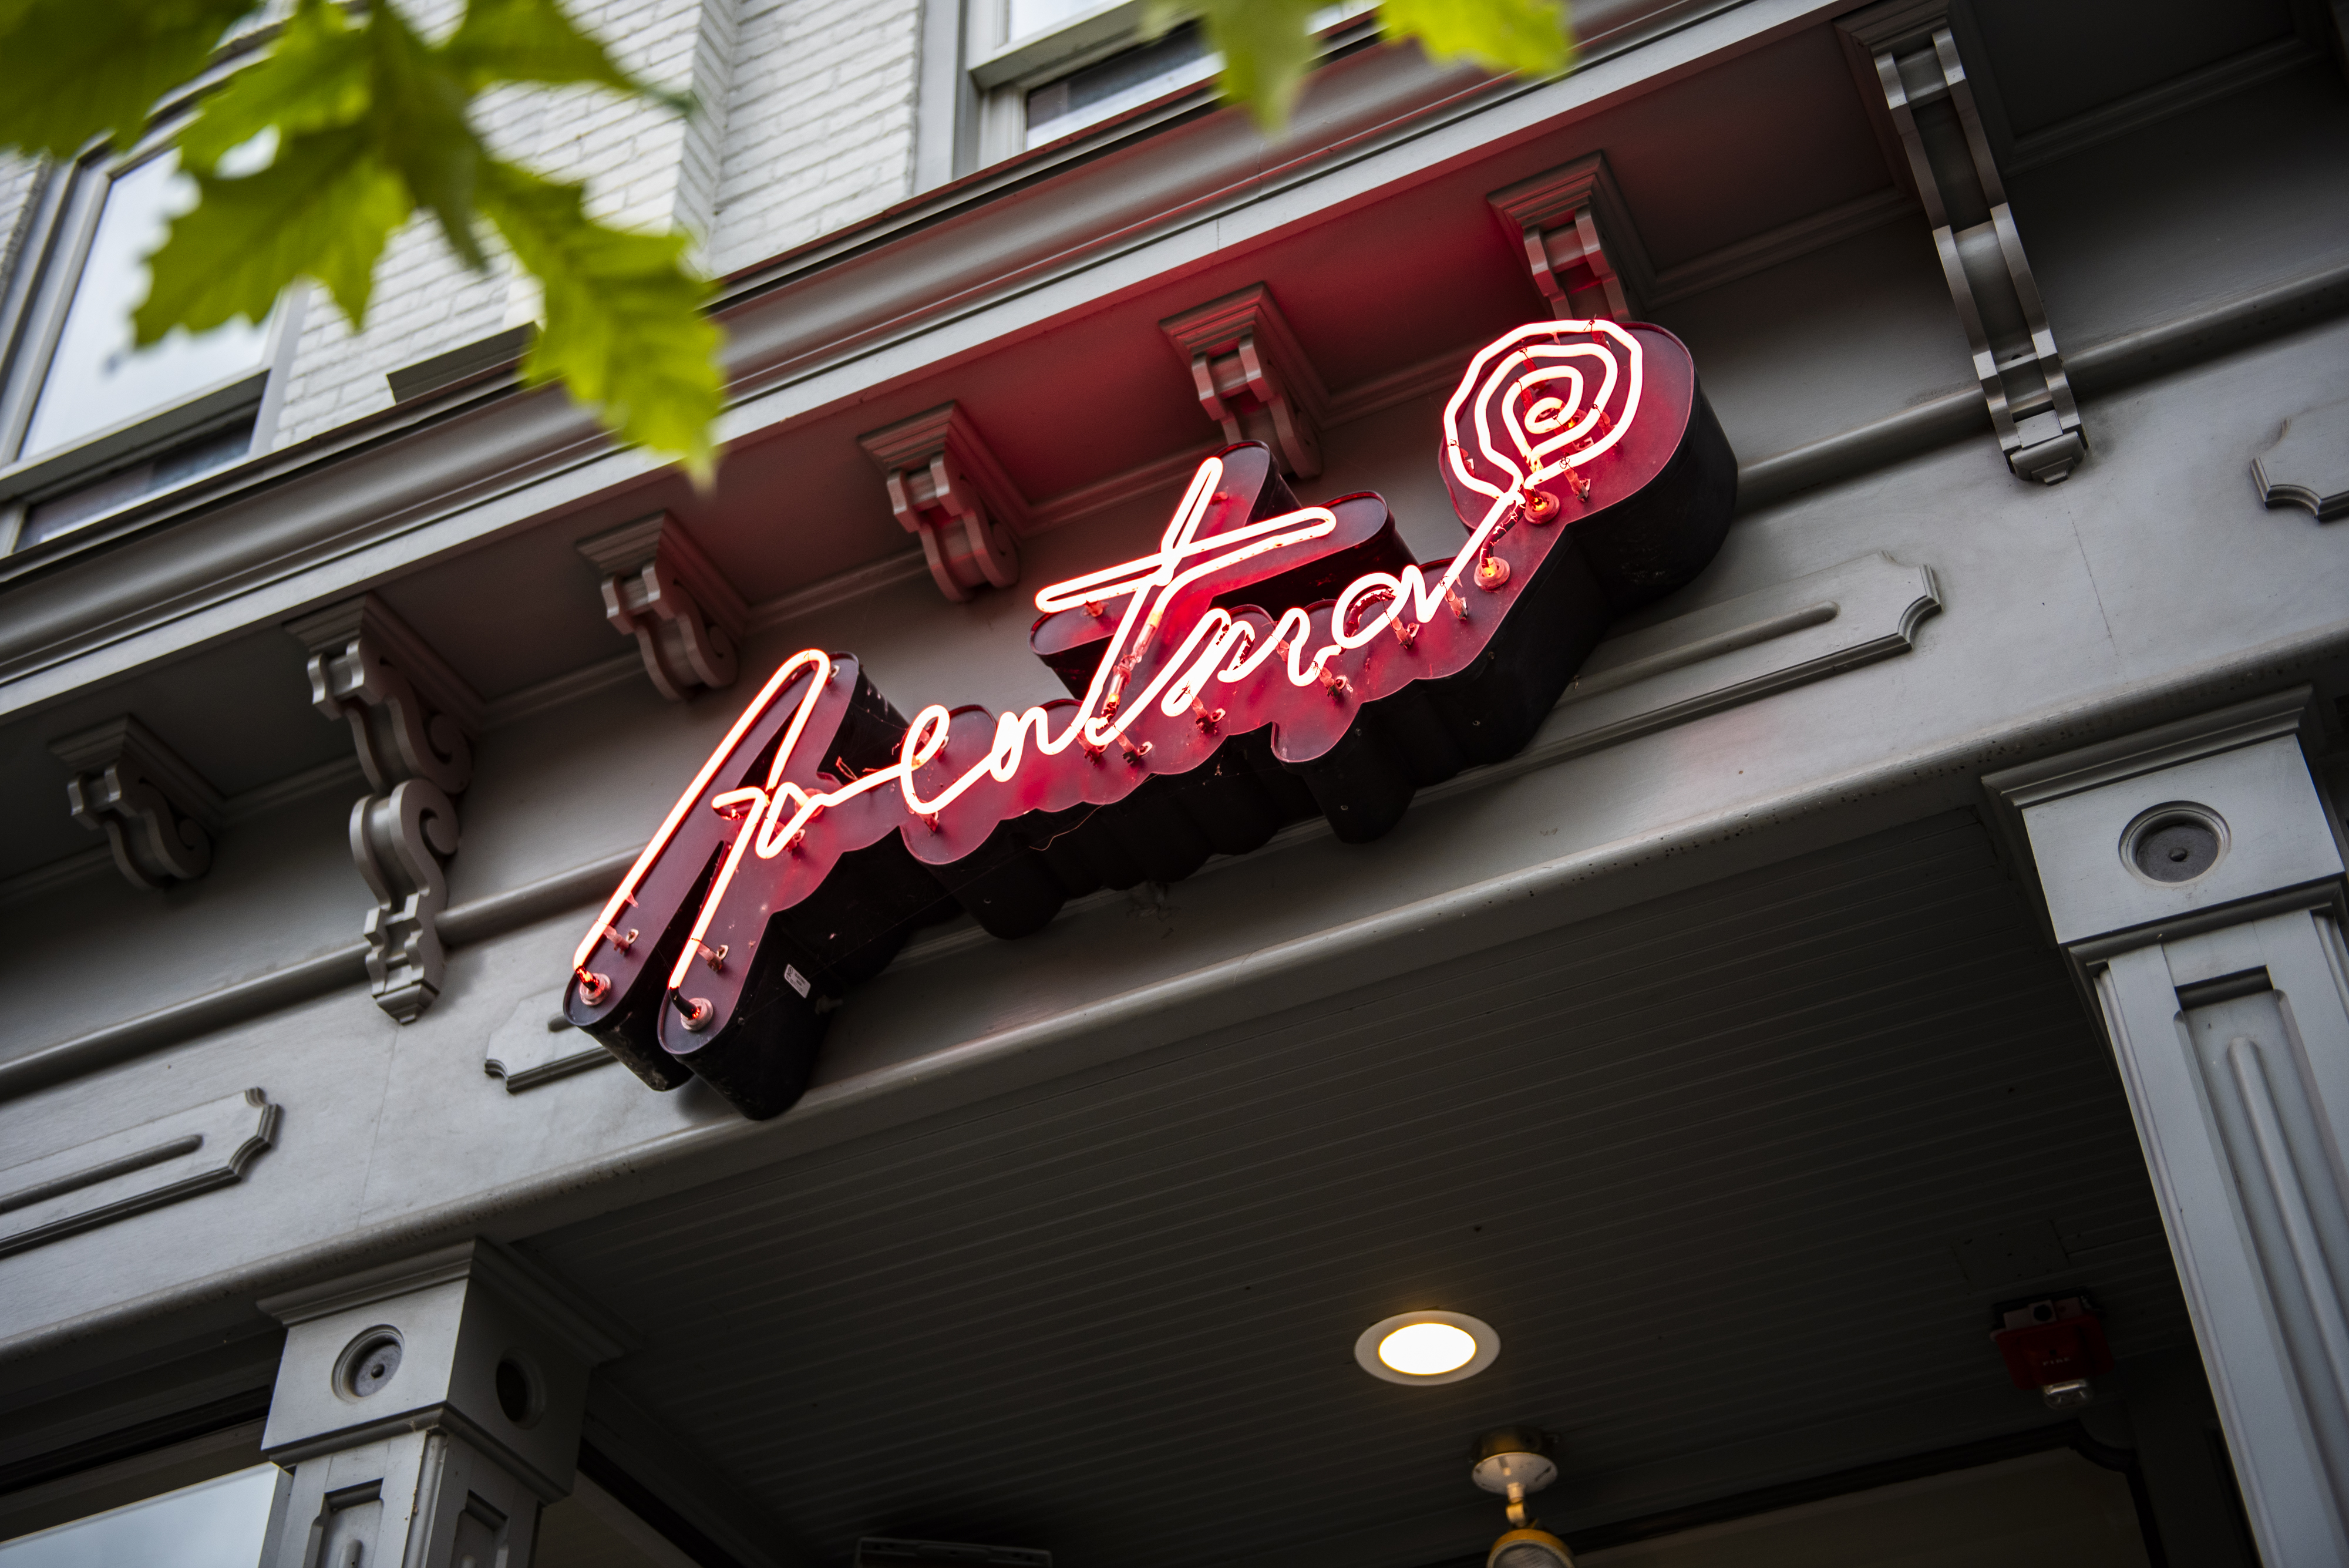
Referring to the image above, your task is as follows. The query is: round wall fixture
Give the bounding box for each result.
[494,1353,544,1428]
[335,1327,404,1399]
[1355,1310,1500,1385]
[2121,802,2227,885]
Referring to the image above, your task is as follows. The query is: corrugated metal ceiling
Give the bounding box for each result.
[528,810,2186,1568]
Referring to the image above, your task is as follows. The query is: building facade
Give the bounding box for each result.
[3,1,2348,1565]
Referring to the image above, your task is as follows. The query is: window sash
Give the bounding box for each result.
[16,149,274,463]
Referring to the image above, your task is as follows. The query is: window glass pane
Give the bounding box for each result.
[1007,0,1098,41]
[0,1464,278,1568]
[20,151,272,460]
[1025,23,1211,145]
[19,415,257,549]
[1016,4,1367,150]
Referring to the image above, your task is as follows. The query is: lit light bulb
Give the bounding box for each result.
[1356,1309,1497,1384]
[1379,1321,1479,1375]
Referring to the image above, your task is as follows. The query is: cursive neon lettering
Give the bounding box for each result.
[565,317,1739,1122]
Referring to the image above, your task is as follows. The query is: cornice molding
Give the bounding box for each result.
[1647,187,1913,305]
[0,752,365,908]
[0,0,2336,742]
[1981,687,2320,815]
[51,715,227,889]
[290,593,477,1022]
[2253,396,2349,523]
[858,403,1028,601]
[258,1238,632,1365]
[0,844,112,907]
[1161,284,1331,479]
[483,650,644,729]
[0,550,1943,1103]
[1025,446,1210,535]
[1836,0,2085,482]
[3,256,2343,913]
[2005,35,2315,175]
[0,1088,279,1261]
[1489,151,1654,319]
[711,0,1759,312]
[576,513,751,698]
[27,601,2349,1375]
[0,0,1807,724]
[222,753,368,825]
[746,548,932,635]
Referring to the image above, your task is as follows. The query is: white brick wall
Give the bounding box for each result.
[267,217,517,449]
[673,0,743,248]
[0,153,48,312]
[706,0,921,275]
[509,0,734,236]
[272,0,917,452]
[271,0,732,447]
[0,1,927,459]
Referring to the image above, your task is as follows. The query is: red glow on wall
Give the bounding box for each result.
[566,319,1737,1118]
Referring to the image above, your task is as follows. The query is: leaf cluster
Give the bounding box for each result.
[0,0,1576,484]
[1146,0,1576,134]
[0,0,720,477]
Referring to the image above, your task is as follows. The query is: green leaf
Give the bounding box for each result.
[366,2,490,271]
[16,0,725,477]
[1382,0,1574,77]
[1150,0,1573,136]
[1149,0,1318,134]
[1211,0,1325,134]
[0,0,252,159]
[136,125,410,341]
[442,0,687,112]
[475,160,722,478]
[180,0,370,173]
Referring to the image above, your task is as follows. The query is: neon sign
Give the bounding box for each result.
[566,321,1735,1118]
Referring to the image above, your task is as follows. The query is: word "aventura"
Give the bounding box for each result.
[566,320,1736,1118]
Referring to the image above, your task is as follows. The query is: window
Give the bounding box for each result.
[1020,20,1211,148]
[934,0,1369,178]
[0,137,298,554]
[19,150,272,457]
[0,1464,281,1568]
[1007,0,1091,31]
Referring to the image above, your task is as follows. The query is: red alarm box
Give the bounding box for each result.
[1993,1296,2114,1406]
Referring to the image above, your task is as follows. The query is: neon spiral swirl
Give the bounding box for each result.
[1442,319,1645,509]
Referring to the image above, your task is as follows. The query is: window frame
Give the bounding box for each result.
[0,1414,278,1553]
[919,0,1377,187]
[0,117,304,557]
[968,0,1214,166]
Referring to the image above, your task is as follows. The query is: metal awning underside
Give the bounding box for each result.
[525,809,2185,1568]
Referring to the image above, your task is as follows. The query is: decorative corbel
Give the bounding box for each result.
[1838,1,2085,484]
[577,513,749,699]
[2252,398,2349,521]
[1160,284,1329,480]
[51,715,224,890]
[287,594,484,1023]
[860,403,1027,603]
[1488,153,1654,322]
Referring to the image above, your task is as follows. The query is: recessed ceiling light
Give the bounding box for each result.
[1384,1321,1477,1373]
[1355,1310,1500,1385]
